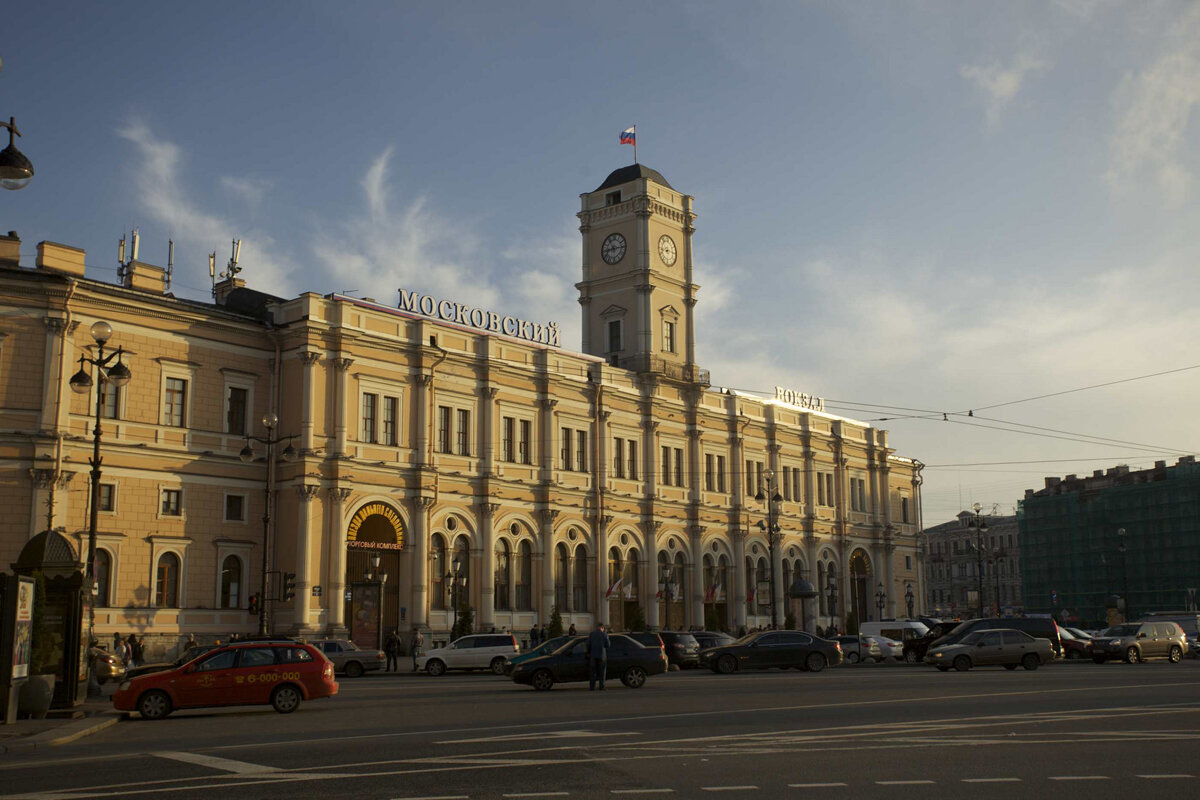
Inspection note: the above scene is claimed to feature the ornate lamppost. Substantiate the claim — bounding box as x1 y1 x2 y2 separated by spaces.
239 413 296 635
755 469 784 629
447 561 466 640
875 582 886 622
966 503 989 618
826 574 838 633
905 581 915 619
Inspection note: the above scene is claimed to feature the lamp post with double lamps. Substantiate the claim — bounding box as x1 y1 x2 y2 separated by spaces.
447 562 466 640
826 574 838 632
754 469 784 630
875 582 886 621
69 321 131 689
966 504 990 618
239 413 297 635
905 581 915 619
659 565 672 630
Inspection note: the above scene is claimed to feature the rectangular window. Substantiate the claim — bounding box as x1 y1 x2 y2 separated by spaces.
607 319 622 353
383 396 398 446
225 494 245 522
161 488 182 516
100 382 120 420
561 427 572 470
226 386 247 435
792 469 801 504
518 418 531 463
905 555 913 570
756 461 764 496
361 393 378 443
662 446 672 486
674 448 683 487
458 409 472 456
627 438 637 480
705 453 714 491
746 460 754 495
98 483 116 512
663 320 676 353
717 455 727 492
437 406 451 453
613 437 625 478
782 466 792 501
164 377 188 427
577 430 587 472
502 416 515 462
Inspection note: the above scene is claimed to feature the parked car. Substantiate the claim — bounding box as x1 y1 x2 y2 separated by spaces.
89 647 125 684
314 639 386 677
416 633 520 676
658 631 701 669
834 635 884 664
126 644 222 680
705 631 842 673
930 617 1063 658
113 642 337 719
1138 613 1200 659
901 620 962 664
510 634 667 690
504 635 573 674
859 620 930 645
626 631 667 661
925 628 1053 672
1062 626 1093 641
1058 628 1090 660
692 631 737 651
1087 621 1188 664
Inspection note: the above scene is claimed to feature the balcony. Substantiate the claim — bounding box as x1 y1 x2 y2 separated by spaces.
619 354 710 385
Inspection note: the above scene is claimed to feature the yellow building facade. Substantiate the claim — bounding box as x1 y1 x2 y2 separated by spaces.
0 165 924 652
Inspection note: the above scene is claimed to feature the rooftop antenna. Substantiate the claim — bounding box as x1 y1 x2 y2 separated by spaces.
165 239 174 293
224 238 242 280
208 251 216 297
117 227 139 282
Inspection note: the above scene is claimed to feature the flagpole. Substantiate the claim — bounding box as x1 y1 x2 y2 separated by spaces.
634 126 637 164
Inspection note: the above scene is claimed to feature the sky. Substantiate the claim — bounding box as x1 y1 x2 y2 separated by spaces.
4 1 1200 524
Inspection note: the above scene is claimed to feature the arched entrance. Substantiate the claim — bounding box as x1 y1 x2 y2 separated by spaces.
849 549 871 625
345 502 406 648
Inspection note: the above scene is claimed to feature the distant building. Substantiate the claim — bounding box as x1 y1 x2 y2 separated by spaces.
1019 458 1200 625
924 510 1022 619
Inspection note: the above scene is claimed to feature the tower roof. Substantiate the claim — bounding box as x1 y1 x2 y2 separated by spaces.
594 164 673 193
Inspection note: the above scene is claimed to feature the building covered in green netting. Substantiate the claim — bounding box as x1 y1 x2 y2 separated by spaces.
1019 457 1200 627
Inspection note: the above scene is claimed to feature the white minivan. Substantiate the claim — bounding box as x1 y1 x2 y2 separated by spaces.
416 633 520 676
858 620 929 645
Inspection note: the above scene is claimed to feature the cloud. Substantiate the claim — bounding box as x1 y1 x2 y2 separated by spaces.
219 175 269 205
117 119 293 296
1105 6 1200 207
960 50 1048 125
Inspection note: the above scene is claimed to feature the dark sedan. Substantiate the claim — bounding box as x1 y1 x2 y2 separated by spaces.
509 634 668 690
702 631 842 673
692 631 737 650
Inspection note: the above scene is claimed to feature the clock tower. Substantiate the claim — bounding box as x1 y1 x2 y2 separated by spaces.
576 164 703 382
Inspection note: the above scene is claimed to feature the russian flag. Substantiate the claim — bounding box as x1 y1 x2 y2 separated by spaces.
620 126 636 146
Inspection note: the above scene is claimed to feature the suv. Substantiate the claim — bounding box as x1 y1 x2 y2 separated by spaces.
416 633 519 676
658 631 701 668
930 617 1063 658
1088 621 1188 664
314 639 385 677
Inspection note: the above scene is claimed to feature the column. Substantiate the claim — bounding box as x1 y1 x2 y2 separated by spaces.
733 531 747 630
333 357 354 456
410 496 434 629
538 509 557 623
595 516 611 625
414 374 432 467
772 530 785 627
327 487 352 632
299 352 320 453
689 525 704 629
643 520 661 630
804 534 819 633
478 501 497 630
40 317 72 433
295 484 320 631
884 538 897 618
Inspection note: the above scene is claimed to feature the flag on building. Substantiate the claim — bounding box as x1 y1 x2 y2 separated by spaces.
622 581 633 600
746 584 755 604
620 126 636 146
606 577 623 598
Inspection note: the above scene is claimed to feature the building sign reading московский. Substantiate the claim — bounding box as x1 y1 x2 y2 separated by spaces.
397 289 560 348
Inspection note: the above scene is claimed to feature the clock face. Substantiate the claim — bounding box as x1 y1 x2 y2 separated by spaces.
601 233 627 265
658 235 677 266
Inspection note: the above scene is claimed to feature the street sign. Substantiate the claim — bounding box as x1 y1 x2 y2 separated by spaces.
311 585 322 597
344 589 353 602
1051 589 1058 606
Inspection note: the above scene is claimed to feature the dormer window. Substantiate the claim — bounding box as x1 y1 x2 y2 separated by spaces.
606 190 621 206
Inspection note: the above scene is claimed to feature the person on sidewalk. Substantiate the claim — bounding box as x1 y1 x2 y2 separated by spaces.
539 623 548 644
384 629 401 672
127 634 143 668
568 623 577 636
529 624 540 649
411 627 425 672
586 622 610 691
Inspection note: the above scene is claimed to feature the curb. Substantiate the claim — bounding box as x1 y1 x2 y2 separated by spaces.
0 711 122 755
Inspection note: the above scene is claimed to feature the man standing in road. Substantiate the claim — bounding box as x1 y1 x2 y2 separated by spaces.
586 622 610 691
384 629 401 672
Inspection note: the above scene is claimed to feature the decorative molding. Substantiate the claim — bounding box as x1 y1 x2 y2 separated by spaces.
296 484 320 501
298 351 321 367
482 386 499 399
334 357 355 371
538 508 560 525
56 471 76 489
415 373 434 387
414 496 437 511
478 501 500 516
29 468 56 489
328 487 352 503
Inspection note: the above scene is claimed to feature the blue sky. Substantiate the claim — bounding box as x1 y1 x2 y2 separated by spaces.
4 1 1200 523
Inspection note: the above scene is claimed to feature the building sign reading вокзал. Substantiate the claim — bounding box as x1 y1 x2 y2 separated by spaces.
397 289 560 348
774 386 825 412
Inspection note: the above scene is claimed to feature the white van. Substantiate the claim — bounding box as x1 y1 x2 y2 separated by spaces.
858 620 929 644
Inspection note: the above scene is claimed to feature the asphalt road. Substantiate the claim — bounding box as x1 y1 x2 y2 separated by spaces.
2 660 1198 800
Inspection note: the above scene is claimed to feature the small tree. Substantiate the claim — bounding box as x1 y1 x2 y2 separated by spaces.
845 610 860 636
629 605 647 632
547 605 565 638
452 600 474 640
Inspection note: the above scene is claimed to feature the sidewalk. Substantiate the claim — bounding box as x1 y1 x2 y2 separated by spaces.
0 687 123 755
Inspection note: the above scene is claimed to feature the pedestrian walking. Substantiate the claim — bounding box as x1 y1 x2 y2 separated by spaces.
586 622 610 691
127 634 143 668
411 627 425 672
112 632 123 657
384 629 402 672
529 624 540 648
184 633 198 652
568 623 577 636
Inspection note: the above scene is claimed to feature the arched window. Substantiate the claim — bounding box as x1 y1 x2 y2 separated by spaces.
155 552 180 607
94 549 112 607
624 548 639 599
703 554 715 602
555 543 569 611
495 540 511 611
717 554 729 604
451 536 470 610
516 540 533 610
608 547 621 596
657 551 670 601
573 544 589 611
746 556 755 612
755 557 769 610
817 561 827 615
430 534 446 610
220 555 242 609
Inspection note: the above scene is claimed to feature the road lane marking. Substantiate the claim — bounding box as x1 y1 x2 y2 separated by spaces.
391 796 470 800
153 751 278 774
701 787 758 792
788 783 847 788
437 730 639 745
611 792 675 795
1049 776 1109 781
962 778 1022 783
502 794 570 798
876 780 934 785
1137 774 1194 779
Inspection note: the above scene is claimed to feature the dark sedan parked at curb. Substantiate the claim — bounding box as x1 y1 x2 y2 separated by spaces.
702 631 842 674
925 628 1053 672
510 634 667 690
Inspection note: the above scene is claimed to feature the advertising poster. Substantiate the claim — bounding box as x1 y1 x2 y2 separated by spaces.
12 579 33 679
350 584 381 650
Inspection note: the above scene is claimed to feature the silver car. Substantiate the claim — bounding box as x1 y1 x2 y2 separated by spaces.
926 628 1053 672
314 639 386 677
835 635 884 664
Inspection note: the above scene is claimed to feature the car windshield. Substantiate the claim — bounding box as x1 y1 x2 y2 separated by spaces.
734 632 762 645
1059 628 1076 640
1105 624 1139 636
173 644 218 666
532 636 571 655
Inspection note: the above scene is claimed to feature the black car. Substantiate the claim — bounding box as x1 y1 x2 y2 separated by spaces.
509 634 668 691
626 631 666 654
703 631 842 673
901 621 962 664
930 617 1063 658
692 631 737 651
658 631 701 668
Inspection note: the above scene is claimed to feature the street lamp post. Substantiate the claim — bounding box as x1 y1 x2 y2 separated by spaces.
239 413 297 636
966 504 989 618
660 565 672 630
826 575 838 633
447 562 465 640
755 469 784 630
1117 527 1129 622
905 581 915 619
875 582 886 622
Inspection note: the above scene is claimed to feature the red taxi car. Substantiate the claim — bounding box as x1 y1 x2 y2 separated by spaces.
113 641 337 719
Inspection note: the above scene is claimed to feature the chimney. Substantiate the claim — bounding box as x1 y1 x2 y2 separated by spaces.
36 241 87 276
1155 460 1166 470
122 260 168 293
214 275 246 305
1093 469 1104 478
1044 477 1061 488
0 231 20 267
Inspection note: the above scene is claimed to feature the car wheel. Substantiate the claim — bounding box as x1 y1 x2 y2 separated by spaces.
863 656 876 664
1066 650 1082 660
621 666 648 688
1004 664 1018 671
426 659 446 676
531 669 554 691
271 684 302 714
953 655 971 672
936 665 949 672
491 657 508 675
1092 657 1107 664
345 661 364 678
846 651 860 664
717 655 738 674
1124 646 1140 664
137 689 172 721
904 650 919 664
805 653 827 673
1021 654 1040 671
1168 645 1183 663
